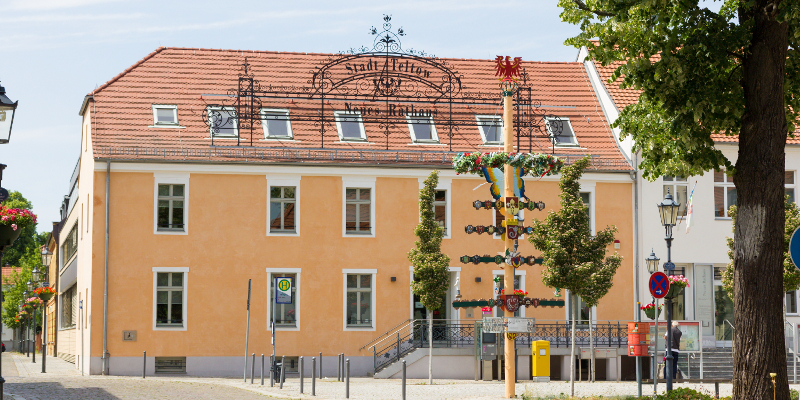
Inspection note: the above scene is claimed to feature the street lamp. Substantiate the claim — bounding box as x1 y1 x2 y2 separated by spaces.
40 248 52 268
26 280 32 292
39 247 51 374
0 82 18 145
657 190 681 392
29 271 39 364
646 250 660 274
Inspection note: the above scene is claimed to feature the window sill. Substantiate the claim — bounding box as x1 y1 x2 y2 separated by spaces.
148 125 187 129
338 139 371 144
268 326 300 332
344 326 375 331
267 231 300 237
409 141 443 146
345 232 374 238
263 136 295 141
715 217 733 221
153 326 187 331
155 230 188 236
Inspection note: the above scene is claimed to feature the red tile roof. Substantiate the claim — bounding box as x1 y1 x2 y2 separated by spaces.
87 47 632 171
2 266 20 284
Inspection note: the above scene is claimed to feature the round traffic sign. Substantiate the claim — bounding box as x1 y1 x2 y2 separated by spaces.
790 227 800 272
649 272 670 299
278 279 291 291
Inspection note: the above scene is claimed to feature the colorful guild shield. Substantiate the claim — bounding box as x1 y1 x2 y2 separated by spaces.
505 196 519 216
500 294 520 312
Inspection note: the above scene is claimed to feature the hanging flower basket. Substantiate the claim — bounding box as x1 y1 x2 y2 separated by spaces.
34 286 57 302
641 303 662 319
0 205 36 251
666 275 689 298
26 297 43 308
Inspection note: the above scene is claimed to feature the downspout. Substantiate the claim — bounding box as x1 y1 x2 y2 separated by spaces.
633 152 641 321
102 160 110 375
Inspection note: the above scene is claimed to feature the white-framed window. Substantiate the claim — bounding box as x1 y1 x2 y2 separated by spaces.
343 269 377 330
60 284 77 329
663 176 689 218
406 115 438 143
787 291 798 315
152 105 178 126
207 106 238 138
261 109 293 139
714 170 736 218
152 267 188 331
786 171 795 203
418 177 451 239
564 291 596 325
154 173 189 235
546 117 578 147
270 187 296 233
476 115 503 145
492 270 525 317
334 111 367 142
579 182 596 234
62 222 78 265
267 268 301 331
342 177 376 237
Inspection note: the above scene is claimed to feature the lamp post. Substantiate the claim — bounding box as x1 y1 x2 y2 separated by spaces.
30 269 39 364
657 191 681 392
0 81 18 400
645 249 660 395
40 247 51 373
21 293 28 358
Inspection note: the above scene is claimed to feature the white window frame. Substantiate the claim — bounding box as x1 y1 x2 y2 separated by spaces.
546 117 579 147
154 173 189 235
261 108 293 139
786 171 796 203
267 175 301 237
406 115 439 144
408 266 460 322
342 177 376 238
662 176 689 219
714 171 736 219
579 181 596 234
564 290 597 324
342 269 377 331
492 270 526 318
266 268 301 332
475 115 503 145
418 177 451 239
152 267 188 331
207 106 238 138
151 104 180 127
334 111 367 142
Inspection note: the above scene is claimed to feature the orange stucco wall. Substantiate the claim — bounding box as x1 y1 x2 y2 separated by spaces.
88 168 634 359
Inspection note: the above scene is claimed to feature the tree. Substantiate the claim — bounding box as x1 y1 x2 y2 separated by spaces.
408 170 450 384
559 0 798 396
528 156 622 395
721 198 800 299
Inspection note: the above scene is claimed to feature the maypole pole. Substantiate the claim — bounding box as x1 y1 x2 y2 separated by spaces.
500 59 519 399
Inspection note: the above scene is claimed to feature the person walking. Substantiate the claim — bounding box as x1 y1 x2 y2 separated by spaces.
664 321 682 379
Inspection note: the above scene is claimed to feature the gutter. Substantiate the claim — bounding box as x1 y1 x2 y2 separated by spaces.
102 160 110 374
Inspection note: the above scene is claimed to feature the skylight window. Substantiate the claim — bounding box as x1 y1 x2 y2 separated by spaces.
407 116 438 143
334 111 367 141
476 115 503 145
207 106 238 138
546 117 578 147
152 105 178 126
261 109 293 139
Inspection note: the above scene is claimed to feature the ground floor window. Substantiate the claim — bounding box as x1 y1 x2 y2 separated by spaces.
60 285 77 329
343 270 376 330
269 273 298 328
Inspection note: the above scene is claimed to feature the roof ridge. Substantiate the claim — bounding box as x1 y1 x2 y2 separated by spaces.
89 46 168 96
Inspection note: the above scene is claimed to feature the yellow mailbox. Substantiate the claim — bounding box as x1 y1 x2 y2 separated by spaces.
532 340 551 379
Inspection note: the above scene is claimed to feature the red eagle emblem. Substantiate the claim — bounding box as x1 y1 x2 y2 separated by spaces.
495 56 522 82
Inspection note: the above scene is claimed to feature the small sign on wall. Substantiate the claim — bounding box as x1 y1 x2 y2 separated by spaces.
123 330 137 341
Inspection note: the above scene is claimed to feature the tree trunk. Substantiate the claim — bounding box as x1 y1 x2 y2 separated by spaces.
428 311 433 385
734 2 790 398
570 294 576 397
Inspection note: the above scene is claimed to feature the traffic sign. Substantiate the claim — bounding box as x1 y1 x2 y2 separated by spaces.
649 272 670 299
275 277 293 304
790 227 800 272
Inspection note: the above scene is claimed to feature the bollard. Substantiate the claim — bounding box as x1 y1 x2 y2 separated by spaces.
319 352 322 378
280 355 286 389
402 360 406 400
345 359 350 399
300 356 304 394
715 382 719 398
142 351 146 379
312 357 316 396
251 353 255 384
341 354 345 382
338 354 342 381
270 355 275 387
261 354 264 385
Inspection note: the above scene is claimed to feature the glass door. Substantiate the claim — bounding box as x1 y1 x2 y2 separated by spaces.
714 285 734 347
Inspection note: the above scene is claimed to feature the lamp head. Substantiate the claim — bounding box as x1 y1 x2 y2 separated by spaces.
645 249 660 274
657 190 681 227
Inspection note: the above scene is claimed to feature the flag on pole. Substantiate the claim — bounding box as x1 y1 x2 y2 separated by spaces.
686 182 698 233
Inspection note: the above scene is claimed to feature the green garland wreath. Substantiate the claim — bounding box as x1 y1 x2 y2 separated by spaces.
452 152 564 178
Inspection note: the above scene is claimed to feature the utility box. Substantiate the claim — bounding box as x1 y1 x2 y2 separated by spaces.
531 340 551 382
480 333 498 360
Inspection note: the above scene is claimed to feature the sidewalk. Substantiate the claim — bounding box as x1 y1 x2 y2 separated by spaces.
7 351 79 378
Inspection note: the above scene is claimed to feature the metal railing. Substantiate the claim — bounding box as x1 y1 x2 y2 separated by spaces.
368 319 629 374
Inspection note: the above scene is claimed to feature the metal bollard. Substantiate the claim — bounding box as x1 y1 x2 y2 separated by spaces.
345 359 350 399
300 356 304 394
142 351 146 379
312 357 316 396
280 355 286 389
251 353 255 384
270 355 274 387
319 352 322 378
337 354 342 381
261 354 264 385
715 382 719 398
402 360 406 400
341 354 345 382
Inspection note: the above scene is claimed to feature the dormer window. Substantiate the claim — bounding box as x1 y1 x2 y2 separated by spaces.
407 116 438 143
546 117 578 147
207 106 237 138
262 109 293 139
476 115 503 145
152 105 178 126
334 111 367 142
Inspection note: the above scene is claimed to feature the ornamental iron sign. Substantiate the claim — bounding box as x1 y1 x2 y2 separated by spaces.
200 15 564 152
